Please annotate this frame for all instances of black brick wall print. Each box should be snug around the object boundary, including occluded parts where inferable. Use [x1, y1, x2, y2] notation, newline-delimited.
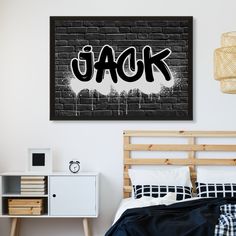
[50, 16, 193, 120]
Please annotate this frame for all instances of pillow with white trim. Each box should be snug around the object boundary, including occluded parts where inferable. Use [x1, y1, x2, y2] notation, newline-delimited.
[196, 182, 236, 198]
[197, 167, 236, 183]
[133, 185, 192, 200]
[128, 167, 192, 188]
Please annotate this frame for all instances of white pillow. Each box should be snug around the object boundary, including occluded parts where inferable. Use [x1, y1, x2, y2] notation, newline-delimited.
[197, 167, 236, 183]
[113, 193, 176, 224]
[128, 166, 192, 187]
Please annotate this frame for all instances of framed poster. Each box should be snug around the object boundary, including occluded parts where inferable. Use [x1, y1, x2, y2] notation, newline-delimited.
[50, 16, 193, 120]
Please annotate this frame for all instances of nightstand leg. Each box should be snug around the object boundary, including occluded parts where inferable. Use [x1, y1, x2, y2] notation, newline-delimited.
[83, 218, 91, 236]
[10, 218, 17, 236]
[15, 218, 21, 236]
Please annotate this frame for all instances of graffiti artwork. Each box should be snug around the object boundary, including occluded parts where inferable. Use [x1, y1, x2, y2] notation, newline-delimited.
[50, 17, 193, 120]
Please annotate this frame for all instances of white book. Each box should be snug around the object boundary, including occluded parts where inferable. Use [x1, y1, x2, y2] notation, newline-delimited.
[21, 188, 45, 192]
[21, 181, 45, 185]
[21, 192, 46, 195]
[21, 184, 45, 189]
[21, 176, 45, 180]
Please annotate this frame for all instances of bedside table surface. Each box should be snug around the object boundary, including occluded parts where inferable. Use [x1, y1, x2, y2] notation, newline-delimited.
[0, 171, 99, 176]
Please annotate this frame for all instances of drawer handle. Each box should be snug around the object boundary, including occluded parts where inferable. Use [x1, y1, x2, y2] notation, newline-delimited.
[52, 194, 56, 198]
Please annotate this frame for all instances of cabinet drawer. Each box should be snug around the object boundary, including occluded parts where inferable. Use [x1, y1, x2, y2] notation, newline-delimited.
[49, 176, 96, 216]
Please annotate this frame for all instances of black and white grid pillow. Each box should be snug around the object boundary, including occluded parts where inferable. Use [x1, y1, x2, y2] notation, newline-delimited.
[196, 182, 236, 198]
[133, 185, 192, 200]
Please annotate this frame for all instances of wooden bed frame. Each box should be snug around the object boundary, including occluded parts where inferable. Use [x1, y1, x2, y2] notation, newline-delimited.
[123, 130, 236, 198]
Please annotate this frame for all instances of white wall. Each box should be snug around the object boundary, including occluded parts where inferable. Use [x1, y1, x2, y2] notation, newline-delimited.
[1, 0, 236, 235]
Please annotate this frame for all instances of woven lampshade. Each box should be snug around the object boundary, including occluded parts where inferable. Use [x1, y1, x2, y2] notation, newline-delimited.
[214, 31, 236, 94]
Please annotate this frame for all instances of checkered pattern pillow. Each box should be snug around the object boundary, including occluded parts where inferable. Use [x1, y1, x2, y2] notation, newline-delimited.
[196, 182, 236, 198]
[133, 185, 192, 200]
[215, 204, 236, 236]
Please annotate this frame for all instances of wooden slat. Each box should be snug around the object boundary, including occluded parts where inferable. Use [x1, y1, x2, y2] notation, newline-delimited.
[124, 130, 236, 137]
[188, 138, 195, 167]
[125, 144, 236, 151]
[123, 135, 131, 198]
[188, 138, 195, 156]
[188, 137, 196, 189]
[124, 186, 132, 192]
[124, 158, 236, 165]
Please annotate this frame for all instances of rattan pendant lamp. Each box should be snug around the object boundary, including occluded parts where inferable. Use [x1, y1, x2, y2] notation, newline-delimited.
[214, 32, 236, 93]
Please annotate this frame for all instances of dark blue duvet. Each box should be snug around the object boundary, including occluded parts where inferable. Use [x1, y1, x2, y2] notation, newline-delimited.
[105, 197, 236, 236]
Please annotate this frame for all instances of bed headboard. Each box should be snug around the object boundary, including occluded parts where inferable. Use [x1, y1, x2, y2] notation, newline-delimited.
[123, 130, 236, 198]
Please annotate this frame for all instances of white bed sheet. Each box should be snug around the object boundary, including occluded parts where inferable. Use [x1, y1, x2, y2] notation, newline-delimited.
[113, 194, 200, 224]
[113, 193, 176, 224]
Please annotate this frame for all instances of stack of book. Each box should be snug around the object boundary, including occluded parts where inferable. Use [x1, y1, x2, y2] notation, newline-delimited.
[20, 176, 46, 195]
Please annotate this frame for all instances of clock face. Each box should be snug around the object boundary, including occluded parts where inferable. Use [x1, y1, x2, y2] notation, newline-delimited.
[69, 162, 80, 173]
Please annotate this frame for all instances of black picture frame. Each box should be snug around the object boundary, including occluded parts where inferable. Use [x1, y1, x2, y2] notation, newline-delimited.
[50, 16, 193, 120]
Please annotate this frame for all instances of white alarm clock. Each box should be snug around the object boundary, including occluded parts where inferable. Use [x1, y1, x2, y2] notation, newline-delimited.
[69, 160, 80, 173]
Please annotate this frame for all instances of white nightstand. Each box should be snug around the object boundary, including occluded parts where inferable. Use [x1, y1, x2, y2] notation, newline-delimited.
[0, 172, 99, 236]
